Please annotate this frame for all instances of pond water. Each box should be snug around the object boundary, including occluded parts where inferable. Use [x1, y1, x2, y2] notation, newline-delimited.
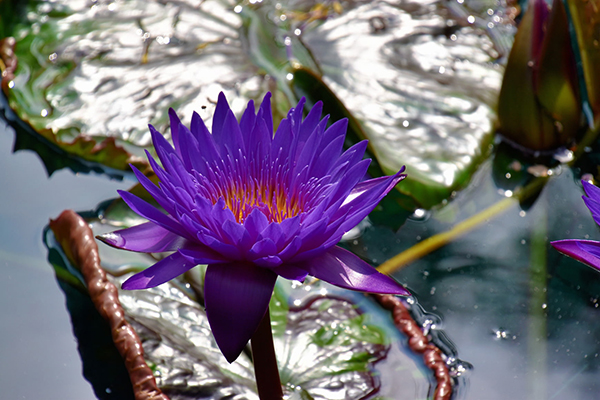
[2, 0, 600, 399]
[0, 120, 132, 400]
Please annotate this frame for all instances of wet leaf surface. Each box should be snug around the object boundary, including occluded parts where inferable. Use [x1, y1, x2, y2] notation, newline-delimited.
[2, 0, 512, 207]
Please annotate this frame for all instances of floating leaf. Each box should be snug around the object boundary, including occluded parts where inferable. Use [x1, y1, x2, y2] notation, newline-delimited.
[1, 0, 278, 172]
[44, 196, 456, 399]
[291, 0, 502, 208]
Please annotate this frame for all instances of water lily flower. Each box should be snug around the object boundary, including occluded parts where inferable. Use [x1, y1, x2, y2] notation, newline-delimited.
[98, 92, 408, 363]
[551, 180, 600, 272]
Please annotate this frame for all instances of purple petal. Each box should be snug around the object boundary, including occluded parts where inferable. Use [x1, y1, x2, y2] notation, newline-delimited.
[258, 92, 273, 136]
[551, 239, 600, 271]
[212, 92, 230, 139]
[118, 190, 189, 239]
[190, 111, 221, 162]
[130, 164, 175, 215]
[244, 209, 270, 240]
[296, 246, 410, 295]
[149, 125, 177, 173]
[309, 135, 345, 177]
[273, 264, 308, 281]
[122, 251, 197, 290]
[321, 119, 348, 149]
[330, 168, 407, 235]
[168, 108, 183, 158]
[177, 244, 229, 265]
[297, 100, 323, 142]
[204, 263, 277, 362]
[219, 109, 245, 154]
[97, 222, 186, 253]
[248, 238, 278, 259]
[239, 99, 256, 140]
[222, 219, 253, 251]
[582, 180, 600, 226]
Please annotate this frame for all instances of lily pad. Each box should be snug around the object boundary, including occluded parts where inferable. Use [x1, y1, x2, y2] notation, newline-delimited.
[293, 0, 504, 208]
[3, 0, 507, 208]
[43, 195, 465, 399]
[2, 0, 274, 171]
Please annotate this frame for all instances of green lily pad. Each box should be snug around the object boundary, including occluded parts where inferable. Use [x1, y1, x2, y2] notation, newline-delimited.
[286, 0, 504, 208]
[4, 0, 505, 208]
[2, 0, 278, 171]
[42, 191, 461, 399]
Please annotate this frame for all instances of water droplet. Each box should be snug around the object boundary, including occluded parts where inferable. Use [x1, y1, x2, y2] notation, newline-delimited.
[294, 28, 301, 36]
[233, 5, 242, 13]
[505, 172, 511, 179]
[519, 210, 526, 217]
[467, 15, 475, 24]
[286, 73, 293, 81]
[40, 109, 48, 117]
[493, 329, 509, 340]
[7, 81, 14, 89]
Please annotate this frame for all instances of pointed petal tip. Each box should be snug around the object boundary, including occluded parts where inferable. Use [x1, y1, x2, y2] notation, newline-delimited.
[551, 239, 600, 272]
[95, 232, 122, 248]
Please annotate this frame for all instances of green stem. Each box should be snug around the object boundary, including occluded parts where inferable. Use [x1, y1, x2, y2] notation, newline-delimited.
[251, 309, 283, 400]
[528, 197, 548, 400]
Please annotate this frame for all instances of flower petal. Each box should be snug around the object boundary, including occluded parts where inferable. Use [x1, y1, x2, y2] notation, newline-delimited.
[97, 222, 186, 252]
[118, 190, 189, 239]
[551, 239, 600, 271]
[582, 180, 600, 226]
[329, 168, 407, 237]
[168, 108, 183, 158]
[274, 264, 308, 281]
[122, 251, 197, 290]
[204, 263, 277, 362]
[296, 246, 410, 295]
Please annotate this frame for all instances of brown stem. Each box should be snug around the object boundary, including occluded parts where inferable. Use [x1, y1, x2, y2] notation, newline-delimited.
[250, 309, 283, 400]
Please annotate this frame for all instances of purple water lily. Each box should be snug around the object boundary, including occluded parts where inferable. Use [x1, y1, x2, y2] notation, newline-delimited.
[98, 92, 408, 363]
[551, 180, 600, 272]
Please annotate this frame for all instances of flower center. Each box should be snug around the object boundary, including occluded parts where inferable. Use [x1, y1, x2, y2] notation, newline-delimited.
[222, 182, 302, 223]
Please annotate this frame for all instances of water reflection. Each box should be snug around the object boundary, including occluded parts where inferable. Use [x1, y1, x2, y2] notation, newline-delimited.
[348, 163, 600, 399]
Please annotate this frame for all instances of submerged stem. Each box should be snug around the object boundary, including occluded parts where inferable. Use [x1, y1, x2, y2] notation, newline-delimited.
[251, 309, 283, 400]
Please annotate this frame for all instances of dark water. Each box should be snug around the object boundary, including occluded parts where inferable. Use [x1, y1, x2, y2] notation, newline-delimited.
[0, 120, 131, 400]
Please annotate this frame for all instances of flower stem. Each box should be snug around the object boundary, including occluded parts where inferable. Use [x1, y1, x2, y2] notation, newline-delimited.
[251, 308, 283, 400]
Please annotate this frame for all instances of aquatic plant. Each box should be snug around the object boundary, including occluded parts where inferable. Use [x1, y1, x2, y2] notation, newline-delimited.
[97, 92, 408, 397]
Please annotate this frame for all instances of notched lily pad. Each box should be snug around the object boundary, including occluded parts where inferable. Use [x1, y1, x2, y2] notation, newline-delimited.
[44, 196, 459, 399]
[289, 0, 504, 207]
